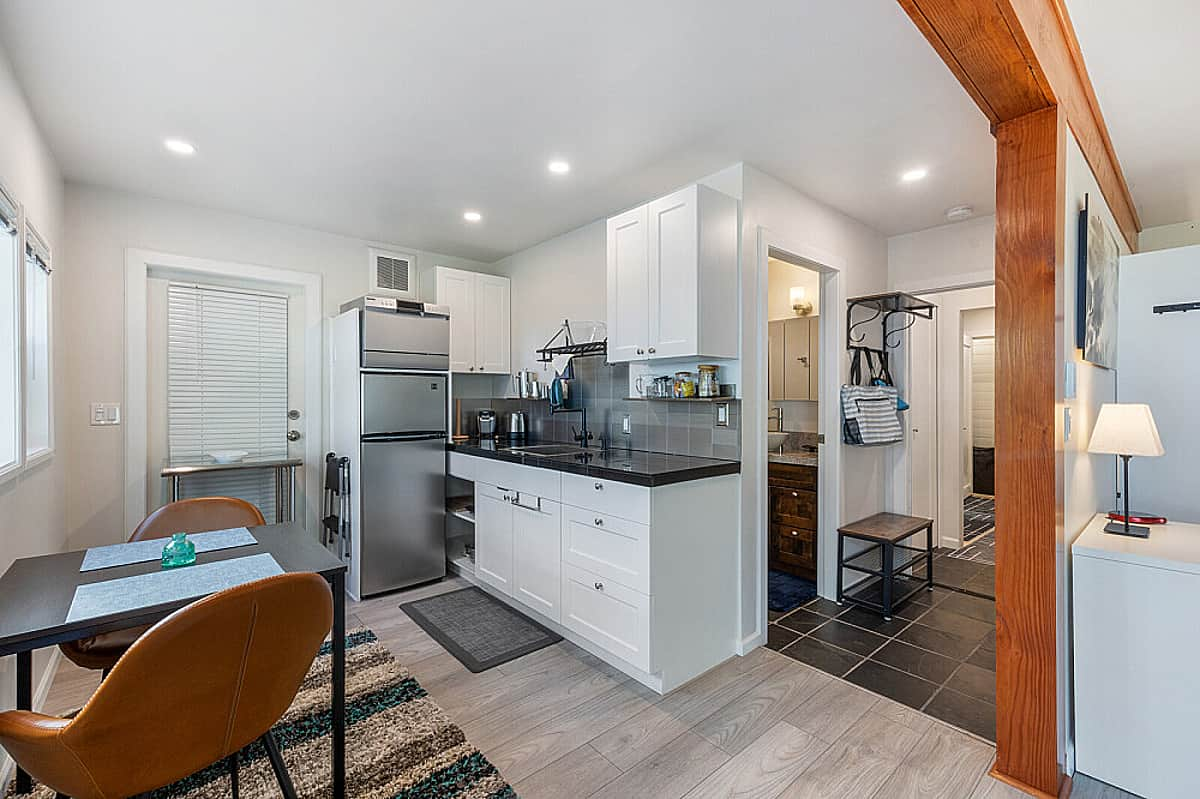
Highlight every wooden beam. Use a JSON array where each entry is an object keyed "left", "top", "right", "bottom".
[
  {"left": 897, "top": 0, "right": 1139, "bottom": 251},
  {"left": 992, "top": 105, "right": 1065, "bottom": 799}
]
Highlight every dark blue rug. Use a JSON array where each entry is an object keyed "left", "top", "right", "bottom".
[{"left": 769, "top": 570, "right": 818, "bottom": 613}]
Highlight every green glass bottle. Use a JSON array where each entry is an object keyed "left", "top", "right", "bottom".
[{"left": 161, "top": 532, "right": 197, "bottom": 569}]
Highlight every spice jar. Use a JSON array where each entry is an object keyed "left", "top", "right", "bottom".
[
  {"left": 673, "top": 371, "right": 696, "bottom": 398},
  {"left": 697, "top": 364, "right": 719, "bottom": 398}
]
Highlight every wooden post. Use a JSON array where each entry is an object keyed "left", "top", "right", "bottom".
[{"left": 992, "top": 104, "right": 1066, "bottom": 798}]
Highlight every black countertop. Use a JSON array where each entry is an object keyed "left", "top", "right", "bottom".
[{"left": 447, "top": 439, "right": 740, "bottom": 487}]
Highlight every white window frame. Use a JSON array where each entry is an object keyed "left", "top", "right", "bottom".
[
  {"left": 23, "top": 220, "right": 53, "bottom": 466},
  {"left": 0, "top": 181, "right": 22, "bottom": 484}
]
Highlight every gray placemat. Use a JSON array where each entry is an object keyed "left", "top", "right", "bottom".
[
  {"left": 80, "top": 527, "right": 257, "bottom": 572},
  {"left": 66, "top": 553, "right": 283, "bottom": 623}
]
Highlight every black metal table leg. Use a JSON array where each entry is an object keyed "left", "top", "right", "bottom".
[
  {"left": 926, "top": 523, "right": 934, "bottom": 590},
  {"left": 15, "top": 650, "right": 32, "bottom": 794},
  {"left": 836, "top": 533, "right": 845, "bottom": 604},
  {"left": 331, "top": 571, "right": 346, "bottom": 799},
  {"left": 881, "top": 542, "right": 895, "bottom": 620}
]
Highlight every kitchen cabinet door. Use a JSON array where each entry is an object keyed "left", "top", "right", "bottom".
[
  {"left": 474, "top": 274, "right": 511, "bottom": 374},
  {"left": 783, "top": 317, "right": 812, "bottom": 400},
  {"left": 606, "top": 205, "right": 650, "bottom": 362},
  {"left": 647, "top": 185, "right": 699, "bottom": 359},
  {"left": 768, "top": 320, "right": 784, "bottom": 401},
  {"left": 475, "top": 483, "right": 514, "bottom": 595},
  {"left": 511, "top": 497, "right": 561, "bottom": 622},
  {"left": 435, "top": 267, "right": 478, "bottom": 373}
]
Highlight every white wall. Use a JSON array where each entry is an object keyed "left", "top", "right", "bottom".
[
  {"left": 740, "top": 164, "right": 890, "bottom": 639},
  {"left": 60, "top": 184, "right": 491, "bottom": 550},
  {"left": 1116, "top": 243, "right": 1200, "bottom": 523},
  {"left": 1138, "top": 220, "right": 1200, "bottom": 253},
  {"left": 1058, "top": 130, "right": 1125, "bottom": 774},
  {"left": 888, "top": 215, "right": 995, "bottom": 292},
  {"left": 0, "top": 42, "right": 66, "bottom": 782}
]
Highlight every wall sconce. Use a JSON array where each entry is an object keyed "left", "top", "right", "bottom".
[{"left": 790, "top": 286, "right": 813, "bottom": 316}]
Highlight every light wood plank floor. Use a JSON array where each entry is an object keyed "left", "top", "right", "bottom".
[{"left": 40, "top": 577, "right": 1133, "bottom": 798}]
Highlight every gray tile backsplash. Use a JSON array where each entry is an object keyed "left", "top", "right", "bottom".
[{"left": 452, "top": 354, "right": 740, "bottom": 460}]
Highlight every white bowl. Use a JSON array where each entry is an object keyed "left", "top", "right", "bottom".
[{"left": 209, "top": 450, "right": 249, "bottom": 464}]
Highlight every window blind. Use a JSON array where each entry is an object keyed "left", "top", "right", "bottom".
[
  {"left": 167, "top": 282, "right": 288, "bottom": 522},
  {"left": 24, "top": 223, "right": 51, "bottom": 457},
  {"left": 0, "top": 183, "right": 18, "bottom": 472}
]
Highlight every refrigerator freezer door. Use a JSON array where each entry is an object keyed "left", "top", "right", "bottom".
[
  {"left": 359, "top": 436, "right": 447, "bottom": 595},
  {"left": 362, "top": 373, "right": 447, "bottom": 436},
  {"left": 361, "top": 310, "right": 450, "bottom": 370}
]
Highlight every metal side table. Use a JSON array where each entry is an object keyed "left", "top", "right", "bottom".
[
  {"left": 161, "top": 457, "right": 302, "bottom": 523},
  {"left": 836, "top": 512, "right": 934, "bottom": 620}
]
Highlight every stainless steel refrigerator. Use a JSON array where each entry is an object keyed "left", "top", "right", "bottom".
[{"left": 331, "top": 297, "right": 450, "bottom": 597}]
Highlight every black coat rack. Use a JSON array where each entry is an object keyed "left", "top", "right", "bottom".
[{"left": 845, "top": 291, "right": 936, "bottom": 357}]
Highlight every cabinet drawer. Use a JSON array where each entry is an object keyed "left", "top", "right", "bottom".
[
  {"left": 771, "top": 524, "right": 817, "bottom": 577},
  {"left": 768, "top": 462, "right": 817, "bottom": 490},
  {"left": 476, "top": 457, "right": 561, "bottom": 500},
  {"left": 562, "top": 506, "right": 650, "bottom": 594},
  {"left": 561, "top": 473, "right": 650, "bottom": 525},
  {"left": 448, "top": 452, "right": 476, "bottom": 481},
  {"left": 561, "top": 563, "right": 651, "bottom": 672},
  {"left": 770, "top": 486, "right": 816, "bottom": 529}
]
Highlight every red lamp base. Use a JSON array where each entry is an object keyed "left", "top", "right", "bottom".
[{"left": 1107, "top": 511, "right": 1167, "bottom": 525}]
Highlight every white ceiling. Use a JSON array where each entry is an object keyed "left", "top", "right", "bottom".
[
  {"left": 0, "top": 1, "right": 995, "bottom": 262},
  {"left": 1067, "top": 0, "right": 1200, "bottom": 228}
]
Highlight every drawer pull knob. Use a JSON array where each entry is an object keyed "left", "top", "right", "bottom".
[
  {"left": 594, "top": 517, "right": 604, "bottom": 526},
  {"left": 791, "top": 491, "right": 798, "bottom": 497},
  {"left": 791, "top": 530, "right": 799, "bottom": 536},
  {"left": 594, "top": 482, "right": 603, "bottom": 490},
  {"left": 594, "top": 581, "right": 604, "bottom": 591}
]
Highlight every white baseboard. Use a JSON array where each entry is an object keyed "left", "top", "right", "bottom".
[
  {"left": 738, "top": 630, "right": 767, "bottom": 655},
  {"left": 0, "top": 648, "right": 61, "bottom": 789}
]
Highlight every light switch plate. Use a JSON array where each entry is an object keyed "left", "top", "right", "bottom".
[
  {"left": 715, "top": 402, "right": 729, "bottom": 427},
  {"left": 90, "top": 402, "right": 121, "bottom": 426},
  {"left": 1063, "top": 406, "right": 1071, "bottom": 443},
  {"left": 1064, "top": 361, "right": 1077, "bottom": 399}
]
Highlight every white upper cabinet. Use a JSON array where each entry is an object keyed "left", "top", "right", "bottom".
[
  {"left": 606, "top": 206, "right": 650, "bottom": 362},
  {"left": 606, "top": 183, "right": 738, "bottom": 363},
  {"left": 426, "top": 267, "right": 510, "bottom": 374}
]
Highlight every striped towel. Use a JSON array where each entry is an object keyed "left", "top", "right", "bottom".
[{"left": 841, "top": 384, "right": 903, "bottom": 446}]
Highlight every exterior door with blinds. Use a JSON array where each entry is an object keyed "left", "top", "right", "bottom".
[{"left": 167, "top": 283, "right": 290, "bottom": 522}]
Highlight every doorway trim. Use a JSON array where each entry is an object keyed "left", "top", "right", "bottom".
[
  {"left": 123, "top": 248, "right": 324, "bottom": 535},
  {"left": 743, "top": 226, "right": 843, "bottom": 652}
]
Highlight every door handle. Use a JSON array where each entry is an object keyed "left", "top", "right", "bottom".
[{"left": 511, "top": 493, "right": 542, "bottom": 512}]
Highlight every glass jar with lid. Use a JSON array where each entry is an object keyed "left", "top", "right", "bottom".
[
  {"left": 673, "top": 371, "right": 696, "bottom": 398},
  {"left": 697, "top": 364, "right": 719, "bottom": 398}
]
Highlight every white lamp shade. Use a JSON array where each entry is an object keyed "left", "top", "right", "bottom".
[
  {"left": 1087, "top": 403, "right": 1165, "bottom": 457},
  {"left": 789, "top": 286, "right": 807, "bottom": 305}
]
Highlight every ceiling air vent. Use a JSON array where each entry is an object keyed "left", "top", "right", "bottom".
[{"left": 368, "top": 247, "right": 417, "bottom": 299}]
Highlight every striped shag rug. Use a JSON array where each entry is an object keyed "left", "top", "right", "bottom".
[{"left": 6, "top": 628, "right": 516, "bottom": 799}]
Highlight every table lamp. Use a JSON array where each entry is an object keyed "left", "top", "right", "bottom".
[{"left": 1087, "top": 403, "right": 1165, "bottom": 538}]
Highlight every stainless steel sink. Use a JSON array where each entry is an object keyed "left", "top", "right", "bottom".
[{"left": 504, "top": 443, "right": 585, "bottom": 457}]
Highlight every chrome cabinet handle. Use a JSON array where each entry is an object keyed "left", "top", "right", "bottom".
[
  {"left": 636, "top": 348, "right": 645, "bottom": 355},
  {"left": 648, "top": 347, "right": 656, "bottom": 354},
  {"left": 594, "top": 581, "right": 604, "bottom": 591},
  {"left": 594, "top": 517, "right": 604, "bottom": 526},
  {"left": 594, "top": 482, "right": 603, "bottom": 491}
]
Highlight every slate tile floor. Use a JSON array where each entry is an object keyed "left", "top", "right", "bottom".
[{"left": 767, "top": 582, "right": 998, "bottom": 741}]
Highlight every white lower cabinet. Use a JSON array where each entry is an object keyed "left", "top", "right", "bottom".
[
  {"left": 475, "top": 483, "right": 514, "bottom": 595},
  {"left": 458, "top": 453, "right": 738, "bottom": 694},
  {"left": 511, "top": 495, "right": 561, "bottom": 622},
  {"left": 561, "top": 563, "right": 651, "bottom": 673}
]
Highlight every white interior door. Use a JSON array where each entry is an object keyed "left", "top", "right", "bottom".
[
  {"left": 908, "top": 317, "right": 938, "bottom": 523},
  {"left": 961, "top": 335, "right": 974, "bottom": 499}
]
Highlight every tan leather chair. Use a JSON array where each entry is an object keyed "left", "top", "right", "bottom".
[
  {"left": 60, "top": 497, "right": 266, "bottom": 673},
  {"left": 0, "top": 572, "right": 333, "bottom": 799}
]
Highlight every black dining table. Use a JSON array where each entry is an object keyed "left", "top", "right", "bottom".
[{"left": 0, "top": 523, "right": 348, "bottom": 798}]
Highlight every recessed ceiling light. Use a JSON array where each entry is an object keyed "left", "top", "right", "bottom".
[
  {"left": 548, "top": 160, "right": 571, "bottom": 175},
  {"left": 463, "top": 210, "right": 482, "bottom": 223},
  {"left": 901, "top": 167, "right": 928, "bottom": 183},
  {"left": 163, "top": 138, "right": 196, "bottom": 156}
]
